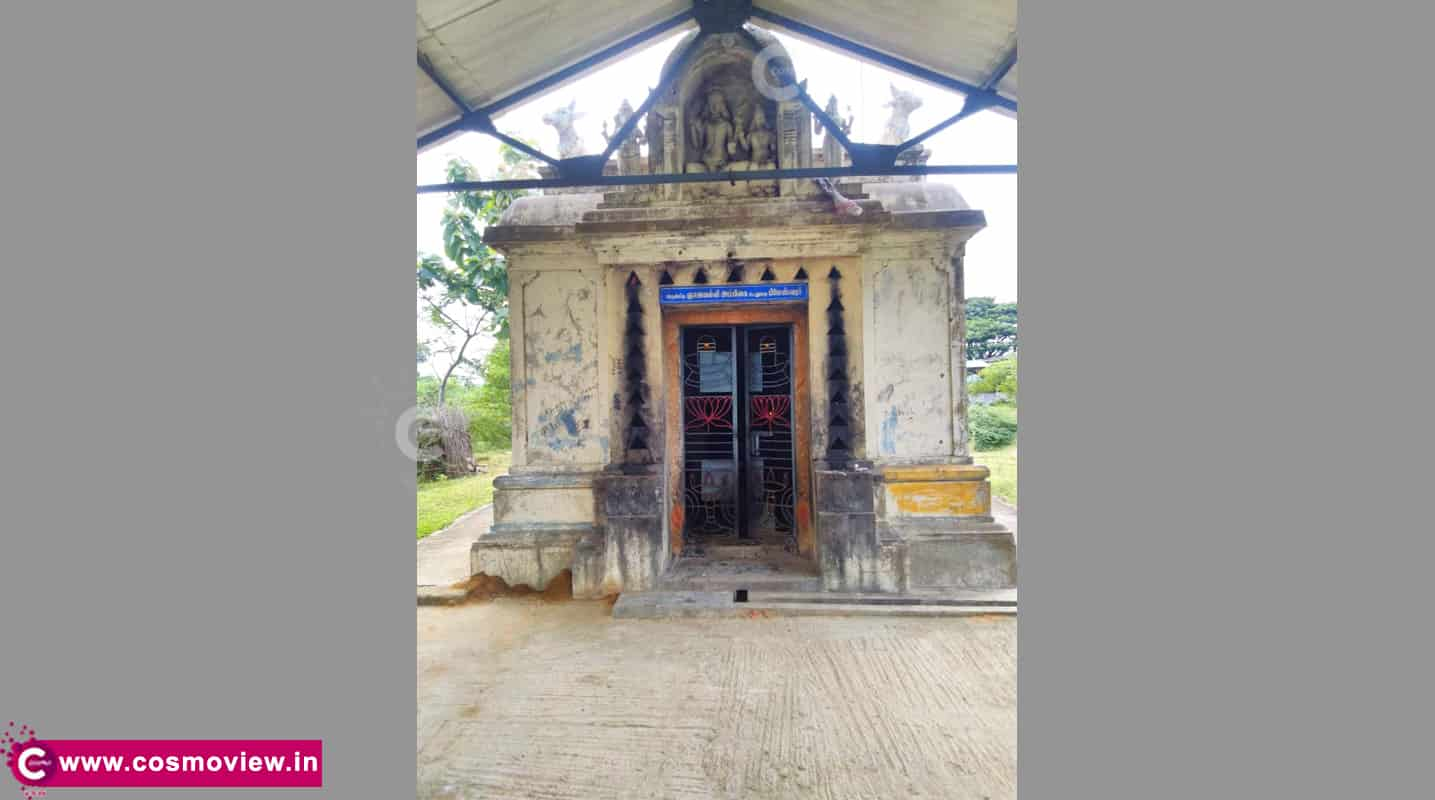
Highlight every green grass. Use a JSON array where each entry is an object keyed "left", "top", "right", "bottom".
[
  {"left": 974, "top": 439, "right": 1017, "bottom": 506},
  {"left": 972, "top": 403, "right": 1017, "bottom": 505},
  {"left": 417, "top": 450, "right": 511, "bottom": 540}
]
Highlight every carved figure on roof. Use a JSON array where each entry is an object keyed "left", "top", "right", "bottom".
[
  {"left": 542, "top": 99, "right": 586, "bottom": 158},
  {"left": 814, "top": 93, "right": 854, "bottom": 167},
  {"left": 880, "top": 83, "right": 923, "bottom": 145},
  {"left": 612, "top": 99, "right": 646, "bottom": 154}
]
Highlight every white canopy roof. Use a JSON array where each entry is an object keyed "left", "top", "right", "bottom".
[{"left": 418, "top": 0, "right": 1017, "bottom": 144}]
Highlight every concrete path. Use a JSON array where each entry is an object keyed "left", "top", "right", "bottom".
[
  {"left": 418, "top": 600, "right": 1016, "bottom": 799},
  {"left": 418, "top": 505, "right": 493, "bottom": 588}
]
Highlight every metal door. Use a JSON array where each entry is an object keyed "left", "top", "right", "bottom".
[{"left": 679, "top": 324, "right": 796, "bottom": 554}]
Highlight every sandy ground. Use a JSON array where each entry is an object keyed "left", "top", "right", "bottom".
[{"left": 418, "top": 599, "right": 1016, "bottom": 799}]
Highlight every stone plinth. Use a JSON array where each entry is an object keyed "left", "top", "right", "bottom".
[
  {"left": 572, "top": 472, "right": 667, "bottom": 599},
  {"left": 472, "top": 472, "right": 598, "bottom": 591},
  {"left": 876, "top": 464, "right": 1016, "bottom": 592}
]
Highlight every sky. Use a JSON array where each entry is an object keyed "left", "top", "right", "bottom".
[{"left": 417, "top": 27, "right": 1016, "bottom": 381}]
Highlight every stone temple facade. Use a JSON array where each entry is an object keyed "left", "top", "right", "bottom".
[{"left": 473, "top": 30, "right": 1015, "bottom": 599}]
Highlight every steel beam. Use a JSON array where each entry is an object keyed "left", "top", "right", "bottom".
[
  {"left": 417, "top": 53, "right": 470, "bottom": 113},
  {"left": 982, "top": 44, "right": 1017, "bottom": 91},
  {"left": 416, "top": 163, "right": 1016, "bottom": 194},
  {"left": 748, "top": 7, "right": 1016, "bottom": 113},
  {"left": 598, "top": 31, "right": 709, "bottom": 162},
  {"left": 418, "top": 10, "right": 696, "bottom": 151},
  {"left": 894, "top": 41, "right": 1015, "bottom": 152}
]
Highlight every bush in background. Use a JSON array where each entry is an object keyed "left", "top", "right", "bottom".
[
  {"left": 417, "top": 339, "right": 513, "bottom": 453},
  {"left": 969, "top": 357, "right": 1017, "bottom": 399},
  {"left": 970, "top": 404, "right": 1017, "bottom": 450},
  {"left": 463, "top": 339, "right": 511, "bottom": 450}
]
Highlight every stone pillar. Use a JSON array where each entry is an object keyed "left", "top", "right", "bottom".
[
  {"left": 863, "top": 234, "right": 964, "bottom": 463},
  {"left": 862, "top": 229, "right": 1015, "bottom": 592},
  {"left": 815, "top": 469, "right": 902, "bottom": 593},
  {"left": 472, "top": 259, "right": 606, "bottom": 592},
  {"left": 573, "top": 473, "right": 666, "bottom": 598},
  {"left": 951, "top": 246, "right": 970, "bottom": 458},
  {"left": 776, "top": 99, "right": 811, "bottom": 197}
]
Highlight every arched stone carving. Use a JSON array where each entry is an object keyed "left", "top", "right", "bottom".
[{"left": 646, "top": 29, "right": 811, "bottom": 200}]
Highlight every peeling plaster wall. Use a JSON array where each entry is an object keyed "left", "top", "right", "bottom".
[
  {"left": 863, "top": 235, "right": 965, "bottom": 463},
  {"left": 510, "top": 264, "right": 608, "bottom": 470}
]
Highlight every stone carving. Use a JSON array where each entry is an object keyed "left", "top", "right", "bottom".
[
  {"left": 743, "top": 103, "right": 776, "bottom": 169},
  {"left": 814, "top": 94, "right": 854, "bottom": 167},
  {"left": 611, "top": 99, "right": 647, "bottom": 176},
  {"left": 542, "top": 100, "right": 586, "bottom": 158},
  {"left": 880, "top": 83, "right": 923, "bottom": 145},
  {"left": 612, "top": 100, "right": 646, "bottom": 156},
  {"left": 686, "top": 90, "right": 739, "bottom": 172},
  {"left": 627, "top": 26, "right": 807, "bottom": 199}
]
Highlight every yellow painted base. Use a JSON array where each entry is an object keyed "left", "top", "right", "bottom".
[
  {"left": 882, "top": 464, "right": 992, "bottom": 517},
  {"left": 880, "top": 464, "right": 989, "bottom": 482}
]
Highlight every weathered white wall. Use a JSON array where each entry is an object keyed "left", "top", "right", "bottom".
[
  {"left": 862, "top": 235, "right": 966, "bottom": 463},
  {"left": 510, "top": 264, "right": 608, "bottom": 469}
]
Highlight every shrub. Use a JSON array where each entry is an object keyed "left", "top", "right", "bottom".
[
  {"left": 969, "top": 404, "right": 1017, "bottom": 450},
  {"left": 969, "top": 357, "right": 1016, "bottom": 399}
]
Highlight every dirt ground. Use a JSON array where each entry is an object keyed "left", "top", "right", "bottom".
[{"left": 418, "top": 598, "right": 1016, "bottom": 799}]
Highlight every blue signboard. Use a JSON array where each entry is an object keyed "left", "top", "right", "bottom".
[{"left": 659, "top": 283, "right": 808, "bottom": 305}]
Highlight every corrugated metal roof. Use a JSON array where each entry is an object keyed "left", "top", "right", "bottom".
[{"left": 417, "top": 0, "right": 1016, "bottom": 143}]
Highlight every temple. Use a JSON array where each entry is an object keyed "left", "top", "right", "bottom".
[{"left": 473, "top": 29, "right": 1016, "bottom": 599}]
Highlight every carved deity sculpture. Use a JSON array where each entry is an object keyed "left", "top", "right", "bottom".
[
  {"left": 611, "top": 99, "right": 647, "bottom": 176},
  {"left": 814, "top": 93, "right": 853, "bottom": 167},
  {"left": 744, "top": 103, "right": 776, "bottom": 169},
  {"left": 612, "top": 99, "right": 646, "bottom": 156},
  {"left": 686, "top": 90, "right": 737, "bottom": 172},
  {"left": 880, "top": 83, "right": 924, "bottom": 145},
  {"left": 542, "top": 99, "right": 586, "bottom": 158}
]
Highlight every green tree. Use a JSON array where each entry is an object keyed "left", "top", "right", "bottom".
[
  {"left": 416, "top": 147, "right": 534, "bottom": 406},
  {"left": 463, "top": 339, "right": 512, "bottom": 449},
  {"left": 969, "top": 357, "right": 1017, "bottom": 399},
  {"left": 965, "top": 297, "right": 1017, "bottom": 361}
]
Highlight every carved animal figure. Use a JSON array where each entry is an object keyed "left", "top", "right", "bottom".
[
  {"left": 880, "top": 83, "right": 924, "bottom": 145},
  {"left": 542, "top": 100, "right": 586, "bottom": 158}
]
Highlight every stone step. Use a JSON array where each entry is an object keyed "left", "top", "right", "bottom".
[
  {"left": 699, "top": 543, "right": 790, "bottom": 560},
  {"left": 748, "top": 588, "right": 1017, "bottom": 607},
  {"left": 657, "top": 556, "right": 821, "bottom": 593},
  {"left": 612, "top": 590, "right": 1018, "bottom": 620}
]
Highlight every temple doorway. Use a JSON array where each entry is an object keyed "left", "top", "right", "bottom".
[{"left": 662, "top": 306, "right": 814, "bottom": 561}]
